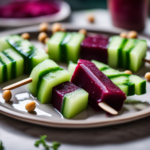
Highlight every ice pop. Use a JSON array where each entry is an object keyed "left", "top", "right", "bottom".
[{"left": 71, "top": 59, "right": 126, "bottom": 111}]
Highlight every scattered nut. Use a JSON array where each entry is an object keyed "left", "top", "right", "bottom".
[
  {"left": 79, "top": 29, "right": 87, "bottom": 35},
  {"left": 125, "top": 70, "right": 132, "bottom": 75},
  {"left": 44, "top": 37, "right": 50, "bottom": 44},
  {"left": 120, "top": 32, "right": 127, "bottom": 38},
  {"left": 25, "top": 101, "right": 36, "bottom": 112},
  {"left": 60, "top": 27, "right": 66, "bottom": 32},
  {"left": 45, "top": 47, "right": 48, "bottom": 53},
  {"left": 145, "top": 72, "right": 150, "bottom": 81},
  {"left": 38, "top": 32, "right": 48, "bottom": 42},
  {"left": 87, "top": 14, "right": 95, "bottom": 23},
  {"left": 21, "top": 33, "right": 30, "bottom": 40},
  {"left": 51, "top": 23, "right": 61, "bottom": 34},
  {"left": 39, "top": 22, "right": 49, "bottom": 32},
  {"left": 2, "top": 90, "right": 12, "bottom": 102},
  {"left": 127, "top": 31, "right": 138, "bottom": 39}
]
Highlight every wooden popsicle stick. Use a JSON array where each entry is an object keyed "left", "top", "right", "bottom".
[
  {"left": 98, "top": 102, "right": 118, "bottom": 115},
  {"left": 3, "top": 77, "right": 32, "bottom": 91},
  {"left": 143, "top": 58, "right": 150, "bottom": 63}
]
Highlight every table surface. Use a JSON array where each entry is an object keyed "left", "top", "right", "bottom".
[{"left": 0, "top": 9, "right": 150, "bottom": 150}]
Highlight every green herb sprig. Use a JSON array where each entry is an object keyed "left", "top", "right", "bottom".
[
  {"left": 0, "top": 141, "right": 4, "bottom": 150},
  {"left": 34, "top": 135, "right": 60, "bottom": 150}
]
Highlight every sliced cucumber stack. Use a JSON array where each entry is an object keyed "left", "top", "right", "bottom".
[
  {"left": 47, "top": 32, "right": 85, "bottom": 63},
  {"left": 108, "top": 36, "right": 147, "bottom": 72},
  {"left": 3, "top": 48, "right": 24, "bottom": 78},
  {"left": 37, "top": 69, "right": 71, "bottom": 103},
  {"left": 6, "top": 35, "right": 49, "bottom": 74},
  {"left": 108, "top": 36, "right": 127, "bottom": 68},
  {"left": 27, "top": 59, "right": 59, "bottom": 96},
  {"left": 0, "top": 52, "right": 11, "bottom": 82},
  {"left": 62, "top": 89, "right": 88, "bottom": 118},
  {"left": 47, "top": 32, "right": 66, "bottom": 62},
  {"left": 68, "top": 60, "right": 146, "bottom": 96},
  {"left": 0, "top": 48, "right": 24, "bottom": 83}
]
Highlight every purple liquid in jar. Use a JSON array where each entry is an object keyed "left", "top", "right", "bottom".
[{"left": 108, "top": 0, "right": 149, "bottom": 31}]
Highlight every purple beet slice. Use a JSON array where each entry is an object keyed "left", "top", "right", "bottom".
[
  {"left": 71, "top": 59, "right": 126, "bottom": 112},
  {"left": 51, "top": 81, "right": 80, "bottom": 112},
  {"left": 51, "top": 81, "right": 89, "bottom": 119},
  {"left": 80, "top": 35, "right": 109, "bottom": 63}
]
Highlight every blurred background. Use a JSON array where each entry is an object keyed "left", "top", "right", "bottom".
[{"left": 0, "top": 0, "right": 149, "bottom": 32}]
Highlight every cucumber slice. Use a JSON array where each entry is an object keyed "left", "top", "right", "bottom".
[
  {"left": 129, "top": 40, "right": 147, "bottom": 72},
  {"left": 0, "top": 37, "right": 11, "bottom": 52},
  {"left": 108, "top": 36, "right": 126, "bottom": 68},
  {"left": 47, "top": 32, "right": 66, "bottom": 61},
  {"left": 60, "top": 33, "right": 73, "bottom": 62},
  {"left": 0, "top": 62, "right": 4, "bottom": 83},
  {"left": 68, "top": 61, "right": 77, "bottom": 75},
  {"left": 0, "top": 52, "right": 12, "bottom": 82},
  {"left": 129, "top": 75, "right": 146, "bottom": 95},
  {"left": 37, "top": 69, "right": 71, "bottom": 103},
  {"left": 91, "top": 60, "right": 109, "bottom": 71},
  {"left": 66, "top": 33, "right": 85, "bottom": 63},
  {"left": 110, "top": 75, "right": 135, "bottom": 96},
  {"left": 7, "top": 35, "right": 49, "bottom": 74},
  {"left": 121, "top": 39, "right": 137, "bottom": 69},
  {"left": 27, "top": 59, "right": 59, "bottom": 96},
  {"left": 62, "top": 89, "right": 88, "bottom": 119},
  {"left": 3, "top": 48, "right": 24, "bottom": 78},
  {"left": 31, "top": 50, "right": 49, "bottom": 68}
]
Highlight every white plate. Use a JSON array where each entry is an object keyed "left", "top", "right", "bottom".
[
  {"left": 0, "top": 25, "right": 150, "bottom": 128},
  {"left": 0, "top": 1, "right": 71, "bottom": 27}
]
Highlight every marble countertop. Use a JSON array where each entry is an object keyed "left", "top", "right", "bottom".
[{"left": 0, "top": 9, "right": 150, "bottom": 150}]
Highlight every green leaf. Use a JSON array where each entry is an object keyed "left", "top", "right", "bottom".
[
  {"left": 0, "top": 141, "right": 4, "bottom": 150},
  {"left": 50, "top": 142, "right": 61, "bottom": 150},
  {"left": 34, "top": 135, "right": 60, "bottom": 150}
]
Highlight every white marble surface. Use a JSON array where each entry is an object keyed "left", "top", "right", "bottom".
[{"left": 0, "top": 9, "right": 150, "bottom": 150}]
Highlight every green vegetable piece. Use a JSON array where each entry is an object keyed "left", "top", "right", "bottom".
[
  {"left": 34, "top": 135, "right": 60, "bottom": 150},
  {"left": 0, "top": 141, "right": 4, "bottom": 150}
]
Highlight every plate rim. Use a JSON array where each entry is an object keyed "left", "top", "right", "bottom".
[
  {"left": 0, "top": 1, "right": 71, "bottom": 27},
  {"left": 0, "top": 24, "right": 150, "bottom": 128}
]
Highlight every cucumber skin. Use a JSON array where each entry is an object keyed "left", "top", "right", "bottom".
[{"left": 37, "top": 69, "right": 71, "bottom": 104}]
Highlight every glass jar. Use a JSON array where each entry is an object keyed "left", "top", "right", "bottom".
[{"left": 108, "top": 0, "right": 149, "bottom": 31}]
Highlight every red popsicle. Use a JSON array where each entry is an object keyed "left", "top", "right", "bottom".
[
  {"left": 80, "top": 35, "right": 109, "bottom": 63},
  {"left": 71, "top": 59, "right": 126, "bottom": 112}
]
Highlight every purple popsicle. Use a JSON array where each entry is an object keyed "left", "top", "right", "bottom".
[
  {"left": 80, "top": 35, "right": 109, "bottom": 64},
  {"left": 51, "top": 81, "right": 80, "bottom": 112},
  {"left": 71, "top": 59, "right": 126, "bottom": 112}
]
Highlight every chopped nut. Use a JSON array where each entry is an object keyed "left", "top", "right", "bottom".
[
  {"left": 127, "top": 31, "right": 138, "bottom": 39},
  {"left": 38, "top": 32, "right": 48, "bottom": 43},
  {"left": 125, "top": 70, "right": 132, "bottom": 75},
  {"left": 145, "top": 72, "right": 150, "bottom": 81},
  {"left": 39, "top": 22, "right": 49, "bottom": 32},
  {"left": 2, "top": 90, "right": 12, "bottom": 102},
  {"left": 87, "top": 14, "right": 95, "bottom": 23},
  {"left": 79, "top": 29, "right": 87, "bottom": 36},
  {"left": 51, "top": 23, "right": 61, "bottom": 34},
  {"left": 21, "top": 33, "right": 30, "bottom": 40},
  {"left": 25, "top": 101, "right": 36, "bottom": 112},
  {"left": 44, "top": 37, "right": 50, "bottom": 44},
  {"left": 120, "top": 32, "right": 127, "bottom": 38}
]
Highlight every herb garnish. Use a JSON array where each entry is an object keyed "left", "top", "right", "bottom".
[
  {"left": 34, "top": 135, "right": 60, "bottom": 150},
  {"left": 0, "top": 141, "right": 4, "bottom": 150}
]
